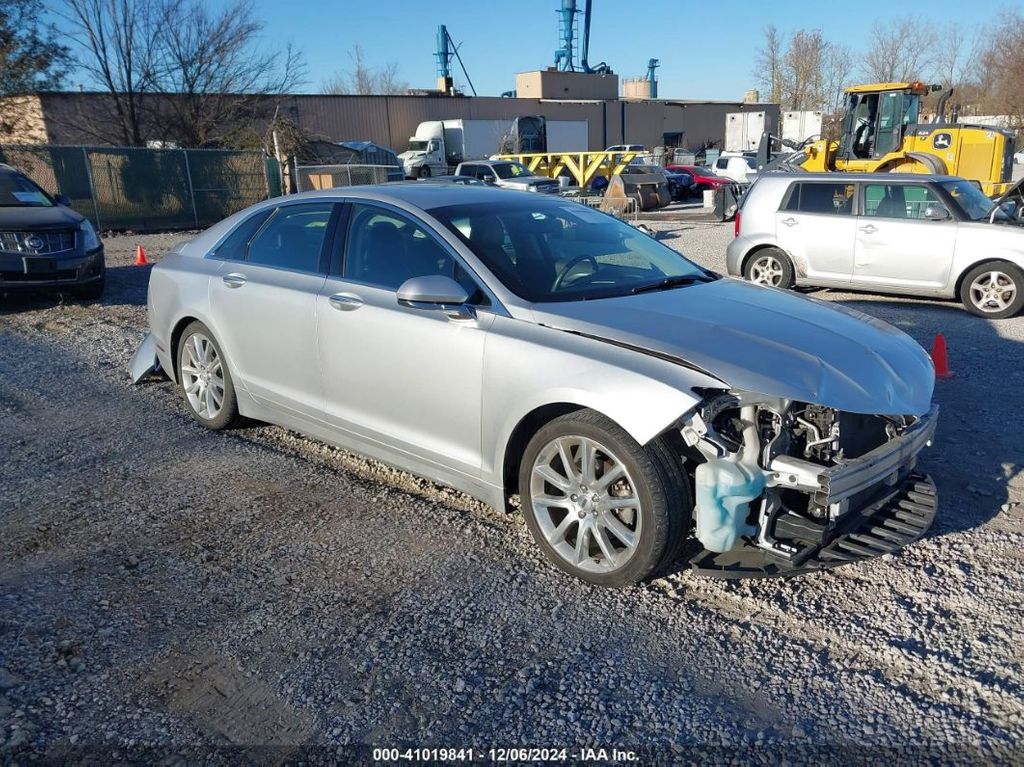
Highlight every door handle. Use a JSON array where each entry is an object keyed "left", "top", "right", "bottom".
[
  {"left": 222, "top": 273, "right": 247, "bottom": 288},
  {"left": 781, "top": 217, "right": 798, "bottom": 227},
  {"left": 328, "top": 292, "right": 364, "bottom": 312},
  {"left": 859, "top": 224, "right": 878, "bottom": 234}
]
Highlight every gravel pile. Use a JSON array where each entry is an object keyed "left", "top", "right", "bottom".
[{"left": 0, "top": 225, "right": 1021, "bottom": 761}]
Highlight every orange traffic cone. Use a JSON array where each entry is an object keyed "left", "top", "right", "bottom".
[
  {"left": 133, "top": 244, "right": 150, "bottom": 266},
  {"left": 930, "top": 333, "right": 954, "bottom": 379}
]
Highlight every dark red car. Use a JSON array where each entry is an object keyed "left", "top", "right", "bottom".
[{"left": 665, "top": 164, "right": 732, "bottom": 195}]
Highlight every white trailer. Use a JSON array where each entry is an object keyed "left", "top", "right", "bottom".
[
  {"left": 725, "top": 111, "right": 766, "bottom": 152},
  {"left": 782, "top": 111, "right": 823, "bottom": 144},
  {"left": 545, "top": 120, "right": 589, "bottom": 152}
]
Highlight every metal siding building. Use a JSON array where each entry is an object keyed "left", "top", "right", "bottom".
[{"left": 9, "top": 92, "right": 779, "bottom": 154}]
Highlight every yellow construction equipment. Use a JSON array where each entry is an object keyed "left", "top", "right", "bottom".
[
  {"left": 496, "top": 151, "right": 638, "bottom": 188},
  {"left": 796, "top": 82, "right": 1016, "bottom": 196}
]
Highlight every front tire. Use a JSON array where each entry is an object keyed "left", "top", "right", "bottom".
[
  {"left": 418, "top": 166, "right": 431, "bottom": 179},
  {"left": 177, "top": 321, "right": 239, "bottom": 430},
  {"left": 959, "top": 261, "right": 1023, "bottom": 319},
  {"left": 519, "top": 409, "right": 689, "bottom": 587},
  {"left": 743, "top": 247, "right": 795, "bottom": 289}
]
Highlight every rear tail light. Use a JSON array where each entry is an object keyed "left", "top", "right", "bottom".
[{"left": 734, "top": 210, "right": 741, "bottom": 238}]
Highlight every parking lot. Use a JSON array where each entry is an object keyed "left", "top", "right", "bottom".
[{"left": 1, "top": 226, "right": 1022, "bottom": 760}]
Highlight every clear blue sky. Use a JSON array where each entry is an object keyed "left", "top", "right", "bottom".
[{"left": 62, "top": 0, "right": 996, "bottom": 99}]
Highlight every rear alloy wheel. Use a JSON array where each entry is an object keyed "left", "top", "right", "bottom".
[
  {"left": 177, "top": 321, "right": 239, "bottom": 430},
  {"left": 744, "top": 248, "right": 794, "bottom": 289},
  {"left": 519, "top": 410, "right": 688, "bottom": 587},
  {"left": 959, "top": 262, "right": 1024, "bottom": 319}
]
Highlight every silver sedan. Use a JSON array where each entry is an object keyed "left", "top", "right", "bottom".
[{"left": 131, "top": 184, "right": 938, "bottom": 586}]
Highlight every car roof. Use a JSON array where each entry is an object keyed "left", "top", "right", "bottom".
[
  {"left": 760, "top": 171, "right": 962, "bottom": 183},
  {"left": 276, "top": 183, "right": 537, "bottom": 210}
]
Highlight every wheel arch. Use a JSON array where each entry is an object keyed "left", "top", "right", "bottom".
[
  {"left": 954, "top": 257, "right": 1023, "bottom": 299},
  {"left": 501, "top": 402, "right": 585, "bottom": 510},
  {"left": 168, "top": 315, "right": 205, "bottom": 384},
  {"left": 741, "top": 243, "right": 794, "bottom": 276}
]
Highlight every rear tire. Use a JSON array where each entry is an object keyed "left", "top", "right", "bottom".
[
  {"left": 177, "top": 321, "right": 239, "bottom": 430},
  {"left": 959, "top": 261, "right": 1024, "bottom": 319},
  {"left": 518, "top": 409, "right": 690, "bottom": 587},
  {"left": 743, "top": 247, "right": 795, "bottom": 289}
]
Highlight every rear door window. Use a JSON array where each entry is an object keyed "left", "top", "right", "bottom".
[
  {"left": 247, "top": 203, "right": 333, "bottom": 273},
  {"left": 209, "top": 209, "right": 273, "bottom": 261},
  {"left": 783, "top": 183, "right": 856, "bottom": 215}
]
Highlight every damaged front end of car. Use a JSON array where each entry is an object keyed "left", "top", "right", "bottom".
[{"left": 678, "top": 390, "right": 938, "bottom": 578}]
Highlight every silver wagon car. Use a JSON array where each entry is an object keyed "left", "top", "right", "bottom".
[
  {"left": 727, "top": 172, "right": 1024, "bottom": 318},
  {"left": 132, "top": 185, "right": 938, "bottom": 585}
]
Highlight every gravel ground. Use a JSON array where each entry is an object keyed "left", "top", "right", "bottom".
[{"left": 1, "top": 224, "right": 1022, "bottom": 763}]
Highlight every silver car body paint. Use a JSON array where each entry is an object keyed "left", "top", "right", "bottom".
[{"left": 136, "top": 183, "right": 938, "bottom": 556}]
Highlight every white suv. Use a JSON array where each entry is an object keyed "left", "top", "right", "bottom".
[{"left": 726, "top": 171, "right": 1024, "bottom": 318}]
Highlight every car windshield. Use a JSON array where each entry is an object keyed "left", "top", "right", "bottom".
[
  {"left": 692, "top": 166, "right": 716, "bottom": 178},
  {"left": 492, "top": 162, "right": 533, "bottom": 179},
  {"left": 408, "top": 140, "right": 429, "bottom": 151},
  {"left": 0, "top": 173, "right": 54, "bottom": 207},
  {"left": 430, "top": 199, "right": 713, "bottom": 303},
  {"left": 941, "top": 180, "right": 1006, "bottom": 221}
]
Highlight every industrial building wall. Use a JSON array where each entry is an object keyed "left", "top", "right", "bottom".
[{"left": 26, "top": 92, "right": 780, "bottom": 155}]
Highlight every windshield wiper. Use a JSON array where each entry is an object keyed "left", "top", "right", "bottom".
[{"left": 629, "top": 274, "right": 714, "bottom": 294}]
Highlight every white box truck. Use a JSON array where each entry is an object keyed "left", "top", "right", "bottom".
[
  {"left": 399, "top": 118, "right": 590, "bottom": 178},
  {"left": 399, "top": 120, "right": 510, "bottom": 178}
]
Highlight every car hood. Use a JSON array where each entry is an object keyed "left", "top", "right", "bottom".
[
  {"left": 0, "top": 205, "right": 83, "bottom": 229},
  {"left": 530, "top": 278, "right": 934, "bottom": 416}
]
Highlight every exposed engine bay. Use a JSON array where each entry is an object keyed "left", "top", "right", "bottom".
[{"left": 679, "top": 391, "right": 938, "bottom": 573}]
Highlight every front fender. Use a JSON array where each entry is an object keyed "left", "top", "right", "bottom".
[{"left": 481, "top": 316, "right": 722, "bottom": 482}]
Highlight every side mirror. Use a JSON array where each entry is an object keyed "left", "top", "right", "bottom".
[
  {"left": 482, "top": 174, "right": 496, "bottom": 183},
  {"left": 55, "top": 194, "right": 71, "bottom": 206},
  {"left": 397, "top": 274, "right": 471, "bottom": 306},
  {"left": 923, "top": 204, "right": 951, "bottom": 221}
]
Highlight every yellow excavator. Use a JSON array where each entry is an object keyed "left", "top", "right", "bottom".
[{"left": 764, "top": 82, "right": 1016, "bottom": 197}]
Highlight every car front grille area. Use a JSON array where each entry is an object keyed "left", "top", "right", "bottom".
[{"left": 0, "top": 230, "right": 76, "bottom": 256}]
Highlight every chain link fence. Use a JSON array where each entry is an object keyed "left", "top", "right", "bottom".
[
  {"left": 0, "top": 145, "right": 271, "bottom": 232},
  {"left": 294, "top": 164, "right": 401, "bottom": 193}
]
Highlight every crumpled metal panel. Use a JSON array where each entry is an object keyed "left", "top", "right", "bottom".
[{"left": 533, "top": 278, "right": 935, "bottom": 416}]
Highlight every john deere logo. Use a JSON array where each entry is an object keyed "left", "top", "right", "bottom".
[
  {"left": 25, "top": 235, "right": 44, "bottom": 251},
  {"left": 932, "top": 132, "right": 952, "bottom": 150}
]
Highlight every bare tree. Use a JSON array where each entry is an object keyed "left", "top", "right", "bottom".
[
  {"left": 0, "top": 0, "right": 69, "bottom": 137},
  {"left": 822, "top": 42, "right": 854, "bottom": 117},
  {"left": 57, "top": 0, "right": 159, "bottom": 146},
  {"left": 976, "top": 9, "right": 1024, "bottom": 127},
  {"left": 782, "top": 30, "right": 829, "bottom": 111},
  {"left": 56, "top": 0, "right": 304, "bottom": 147},
  {"left": 152, "top": 0, "right": 305, "bottom": 147},
  {"left": 862, "top": 18, "right": 937, "bottom": 83},
  {"left": 323, "top": 45, "right": 408, "bottom": 95},
  {"left": 754, "top": 25, "right": 784, "bottom": 105}
]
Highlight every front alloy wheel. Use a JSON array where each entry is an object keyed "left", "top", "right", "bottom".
[
  {"left": 177, "top": 321, "right": 239, "bottom": 429},
  {"left": 530, "top": 436, "right": 642, "bottom": 575},
  {"left": 961, "top": 263, "right": 1023, "bottom": 319},
  {"left": 519, "top": 410, "right": 689, "bottom": 587}
]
